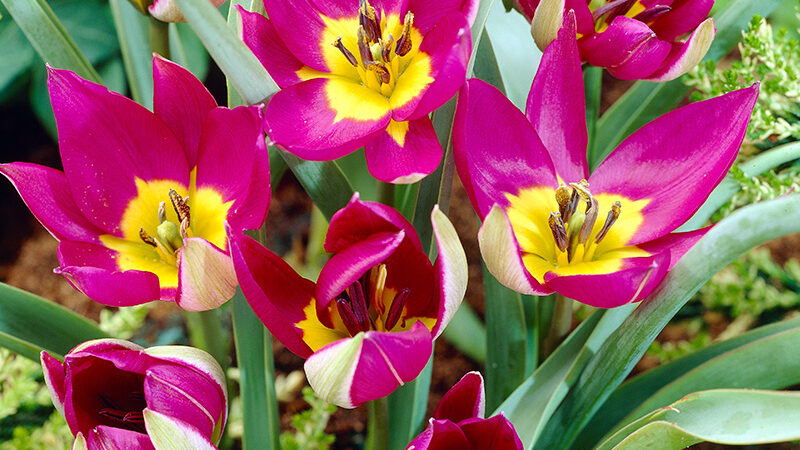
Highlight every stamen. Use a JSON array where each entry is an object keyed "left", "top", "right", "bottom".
[
  {"left": 384, "top": 288, "right": 409, "bottom": 331},
  {"left": 632, "top": 5, "right": 671, "bottom": 23},
  {"left": 123, "top": 411, "right": 145, "bottom": 424},
  {"left": 578, "top": 196, "right": 599, "bottom": 245},
  {"left": 348, "top": 281, "right": 371, "bottom": 332},
  {"left": 595, "top": 201, "right": 621, "bottom": 243},
  {"left": 548, "top": 212, "right": 569, "bottom": 252},
  {"left": 336, "top": 298, "right": 362, "bottom": 336},
  {"left": 332, "top": 37, "right": 358, "bottom": 67},
  {"left": 99, "top": 408, "right": 127, "bottom": 421},
  {"left": 367, "top": 61, "right": 391, "bottom": 84},
  {"left": 370, "top": 264, "right": 388, "bottom": 313},
  {"left": 555, "top": 183, "right": 571, "bottom": 215},
  {"left": 357, "top": 26, "right": 373, "bottom": 66},
  {"left": 359, "top": 0, "right": 381, "bottom": 43},
  {"left": 395, "top": 12, "right": 414, "bottom": 56},
  {"left": 129, "top": 391, "right": 145, "bottom": 401},
  {"left": 139, "top": 227, "right": 157, "bottom": 247},
  {"left": 592, "top": 0, "right": 638, "bottom": 23},
  {"left": 158, "top": 201, "right": 167, "bottom": 223},
  {"left": 563, "top": 188, "right": 580, "bottom": 223},
  {"left": 381, "top": 34, "right": 394, "bottom": 61},
  {"left": 168, "top": 189, "right": 190, "bottom": 224}
]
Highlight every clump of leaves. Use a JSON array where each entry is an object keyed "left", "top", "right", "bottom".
[
  {"left": 685, "top": 14, "right": 800, "bottom": 147},
  {"left": 647, "top": 319, "right": 712, "bottom": 365},
  {"left": 280, "top": 387, "right": 337, "bottom": 450},
  {"left": 712, "top": 165, "right": 800, "bottom": 221}
]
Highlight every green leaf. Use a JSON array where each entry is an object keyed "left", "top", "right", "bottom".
[
  {"left": 484, "top": 265, "right": 527, "bottom": 411},
  {"left": 589, "top": 0, "right": 783, "bottom": 169},
  {"left": 231, "top": 290, "right": 280, "bottom": 450},
  {"left": 533, "top": 194, "right": 800, "bottom": 449},
  {"left": 577, "top": 316, "right": 800, "bottom": 447},
  {"left": 387, "top": 354, "right": 433, "bottom": 450},
  {"left": 441, "top": 300, "right": 487, "bottom": 364},
  {"left": 0, "top": 12, "right": 34, "bottom": 96},
  {"left": 472, "top": 31, "right": 505, "bottom": 91},
  {"left": 583, "top": 65, "right": 602, "bottom": 158},
  {"left": 0, "top": 282, "right": 108, "bottom": 360},
  {"left": 169, "top": 22, "right": 210, "bottom": 81},
  {"left": 174, "top": 0, "right": 277, "bottom": 105},
  {"left": 53, "top": 0, "right": 117, "bottom": 64},
  {"left": 680, "top": 141, "right": 800, "bottom": 231},
  {"left": 0, "top": 0, "right": 100, "bottom": 83},
  {"left": 598, "top": 389, "right": 800, "bottom": 449},
  {"left": 498, "top": 304, "right": 634, "bottom": 448},
  {"left": 109, "top": 0, "right": 152, "bottom": 107},
  {"left": 277, "top": 149, "right": 355, "bottom": 222}
]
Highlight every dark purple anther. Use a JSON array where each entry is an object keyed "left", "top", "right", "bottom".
[
  {"left": 336, "top": 298, "right": 362, "bottom": 336},
  {"left": 349, "top": 281, "right": 371, "bottom": 332},
  {"left": 384, "top": 289, "right": 410, "bottom": 331}
]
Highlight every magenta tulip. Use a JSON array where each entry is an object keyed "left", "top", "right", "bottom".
[{"left": 41, "top": 339, "right": 227, "bottom": 450}]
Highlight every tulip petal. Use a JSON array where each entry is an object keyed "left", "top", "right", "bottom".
[
  {"left": 264, "top": 78, "right": 391, "bottom": 160},
  {"left": 316, "top": 231, "right": 406, "bottom": 309},
  {"left": 406, "top": 0, "right": 477, "bottom": 34},
  {"left": 175, "top": 238, "right": 237, "bottom": 311},
  {"left": 453, "top": 79, "right": 557, "bottom": 218},
  {"left": 72, "top": 433, "right": 87, "bottom": 450},
  {"left": 86, "top": 426, "right": 154, "bottom": 450},
  {"left": 48, "top": 67, "right": 190, "bottom": 235},
  {"left": 239, "top": 8, "right": 309, "bottom": 88},
  {"left": 229, "top": 133, "right": 271, "bottom": 232},
  {"left": 638, "top": 227, "right": 709, "bottom": 271},
  {"left": 0, "top": 162, "right": 104, "bottom": 243},
  {"left": 580, "top": 17, "right": 662, "bottom": 69},
  {"left": 543, "top": 251, "right": 669, "bottom": 308},
  {"left": 459, "top": 414, "right": 524, "bottom": 450},
  {"left": 228, "top": 229, "right": 315, "bottom": 357},
  {"left": 397, "top": 12, "right": 471, "bottom": 122},
  {"left": 262, "top": 0, "right": 337, "bottom": 72},
  {"left": 406, "top": 419, "right": 470, "bottom": 450},
  {"left": 305, "top": 322, "right": 433, "bottom": 408},
  {"left": 589, "top": 85, "right": 758, "bottom": 245},
  {"left": 144, "top": 346, "right": 228, "bottom": 404},
  {"left": 604, "top": 32, "right": 671, "bottom": 80},
  {"left": 478, "top": 206, "right": 552, "bottom": 296},
  {"left": 649, "top": 0, "right": 714, "bottom": 41},
  {"left": 41, "top": 351, "right": 67, "bottom": 417},
  {"left": 144, "top": 409, "right": 216, "bottom": 450},
  {"left": 527, "top": 11, "right": 589, "bottom": 182},
  {"left": 152, "top": 56, "right": 217, "bottom": 167},
  {"left": 325, "top": 193, "right": 423, "bottom": 252},
  {"left": 56, "top": 241, "right": 163, "bottom": 306},
  {"left": 194, "top": 106, "right": 260, "bottom": 200},
  {"left": 433, "top": 371, "right": 484, "bottom": 422},
  {"left": 364, "top": 118, "right": 442, "bottom": 184},
  {"left": 430, "top": 206, "right": 468, "bottom": 339},
  {"left": 531, "top": 0, "right": 564, "bottom": 51},
  {"left": 644, "top": 18, "right": 715, "bottom": 82}
]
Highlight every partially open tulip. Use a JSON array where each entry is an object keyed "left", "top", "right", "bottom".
[
  {"left": 407, "top": 372, "right": 522, "bottom": 450},
  {"left": 41, "top": 339, "right": 227, "bottom": 450},
  {"left": 1, "top": 56, "right": 268, "bottom": 311},
  {"left": 128, "top": 0, "right": 226, "bottom": 23},
  {"left": 519, "top": 0, "right": 715, "bottom": 81},
  {"left": 230, "top": 194, "right": 468, "bottom": 408},
  {"left": 239, "top": 0, "right": 476, "bottom": 183},
  {"left": 453, "top": 16, "right": 757, "bottom": 308}
]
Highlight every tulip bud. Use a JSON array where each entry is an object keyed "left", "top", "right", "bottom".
[
  {"left": 130, "top": 0, "right": 226, "bottom": 23},
  {"left": 41, "top": 339, "right": 227, "bottom": 450}
]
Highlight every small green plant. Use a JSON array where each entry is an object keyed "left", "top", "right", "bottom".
[{"left": 280, "top": 387, "right": 337, "bottom": 450}]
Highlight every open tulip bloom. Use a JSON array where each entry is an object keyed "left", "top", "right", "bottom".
[
  {"left": 453, "top": 17, "right": 758, "bottom": 308},
  {"left": 1, "top": 56, "right": 269, "bottom": 311},
  {"left": 407, "top": 372, "right": 522, "bottom": 450},
  {"left": 229, "top": 195, "right": 467, "bottom": 408},
  {"left": 521, "top": 0, "right": 715, "bottom": 81},
  {"left": 41, "top": 339, "right": 227, "bottom": 450},
  {"left": 239, "top": 0, "right": 476, "bottom": 183}
]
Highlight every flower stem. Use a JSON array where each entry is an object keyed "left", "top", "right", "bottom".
[
  {"left": 149, "top": 17, "right": 170, "bottom": 59},
  {"left": 376, "top": 180, "right": 395, "bottom": 206},
  {"left": 184, "top": 309, "right": 229, "bottom": 371},
  {"left": 366, "top": 396, "right": 390, "bottom": 450},
  {"left": 542, "top": 294, "right": 573, "bottom": 358}
]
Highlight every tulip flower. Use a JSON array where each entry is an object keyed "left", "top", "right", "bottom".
[
  {"left": 128, "top": 0, "right": 226, "bottom": 23},
  {"left": 229, "top": 194, "right": 467, "bottom": 408},
  {"left": 239, "top": 0, "right": 476, "bottom": 183},
  {"left": 0, "top": 57, "right": 268, "bottom": 311},
  {"left": 453, "top": 16, "right": 757, "bottom": 308},
  {"left": 518, "top": 0, "right": 715, "bottom": 81},
  {"left": 406, "top": 372, "right": 522, "bottom": 450},
  {"left": 41, "top": 339, "right": 227, "bottom": 450}
]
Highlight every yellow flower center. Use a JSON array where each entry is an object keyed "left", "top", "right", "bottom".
[
  {"left": 100, "top": 171, "right": 233, "bottom": 288},
  {"left": 505, "top": 180, "right": 651, "bottom": 283}
]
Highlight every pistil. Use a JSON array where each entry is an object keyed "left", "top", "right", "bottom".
[
  {"left": 137, "top": 189, "right": 194, "bottom": 266},
  {"left": 335, "top": 264, "right": 414, "bottom": 336}
]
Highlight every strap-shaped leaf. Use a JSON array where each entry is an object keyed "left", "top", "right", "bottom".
[
  {"left": 0, "top": 282, "right": 108, "bottom": 360},
  {"left": 598, "top": 389, "right": 800, "bottom": 449},
  {"left": 109, "top": 0, "right": 152, "bottom": 107},
  {"left": 531, "top": 194, "right": 800, "bottom": 449}
]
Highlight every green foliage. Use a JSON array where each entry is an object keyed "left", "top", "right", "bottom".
[
  {"left": 713, "top": 164, "right": 800, "bottom": 220},
  {"left": 99, "top": 304, "right": 152, "bottom": 340},
  {"left": 700, "top": 247, "right": 800, "bottom": 317},
  {"left": 647, "top": 320, "right": 713, "bottom": 365},
  {"left": 279, "top": 387, "right": 337, "bottom": 450},
  {"left": 685, "top": 15, "right": 800, "bottom": 146}
]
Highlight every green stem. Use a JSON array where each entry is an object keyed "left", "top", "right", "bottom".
[
  {"left": 376, "top": 180, "right": 395, "bottom": 206},
  {"left": 184, "top": 310, "right": 229, "bottom": 370},
  {"left": 542, "top": 295, "right": 573, "bottom": 358},
  {"left": 149, "top": 17, "right": 170, "bottom": 59},
  {"left": 366, "top": 396, "right": 390, "bottom": 450},
  {"left": 583, "top": 65, "right": 602, "bottom": 162}
]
